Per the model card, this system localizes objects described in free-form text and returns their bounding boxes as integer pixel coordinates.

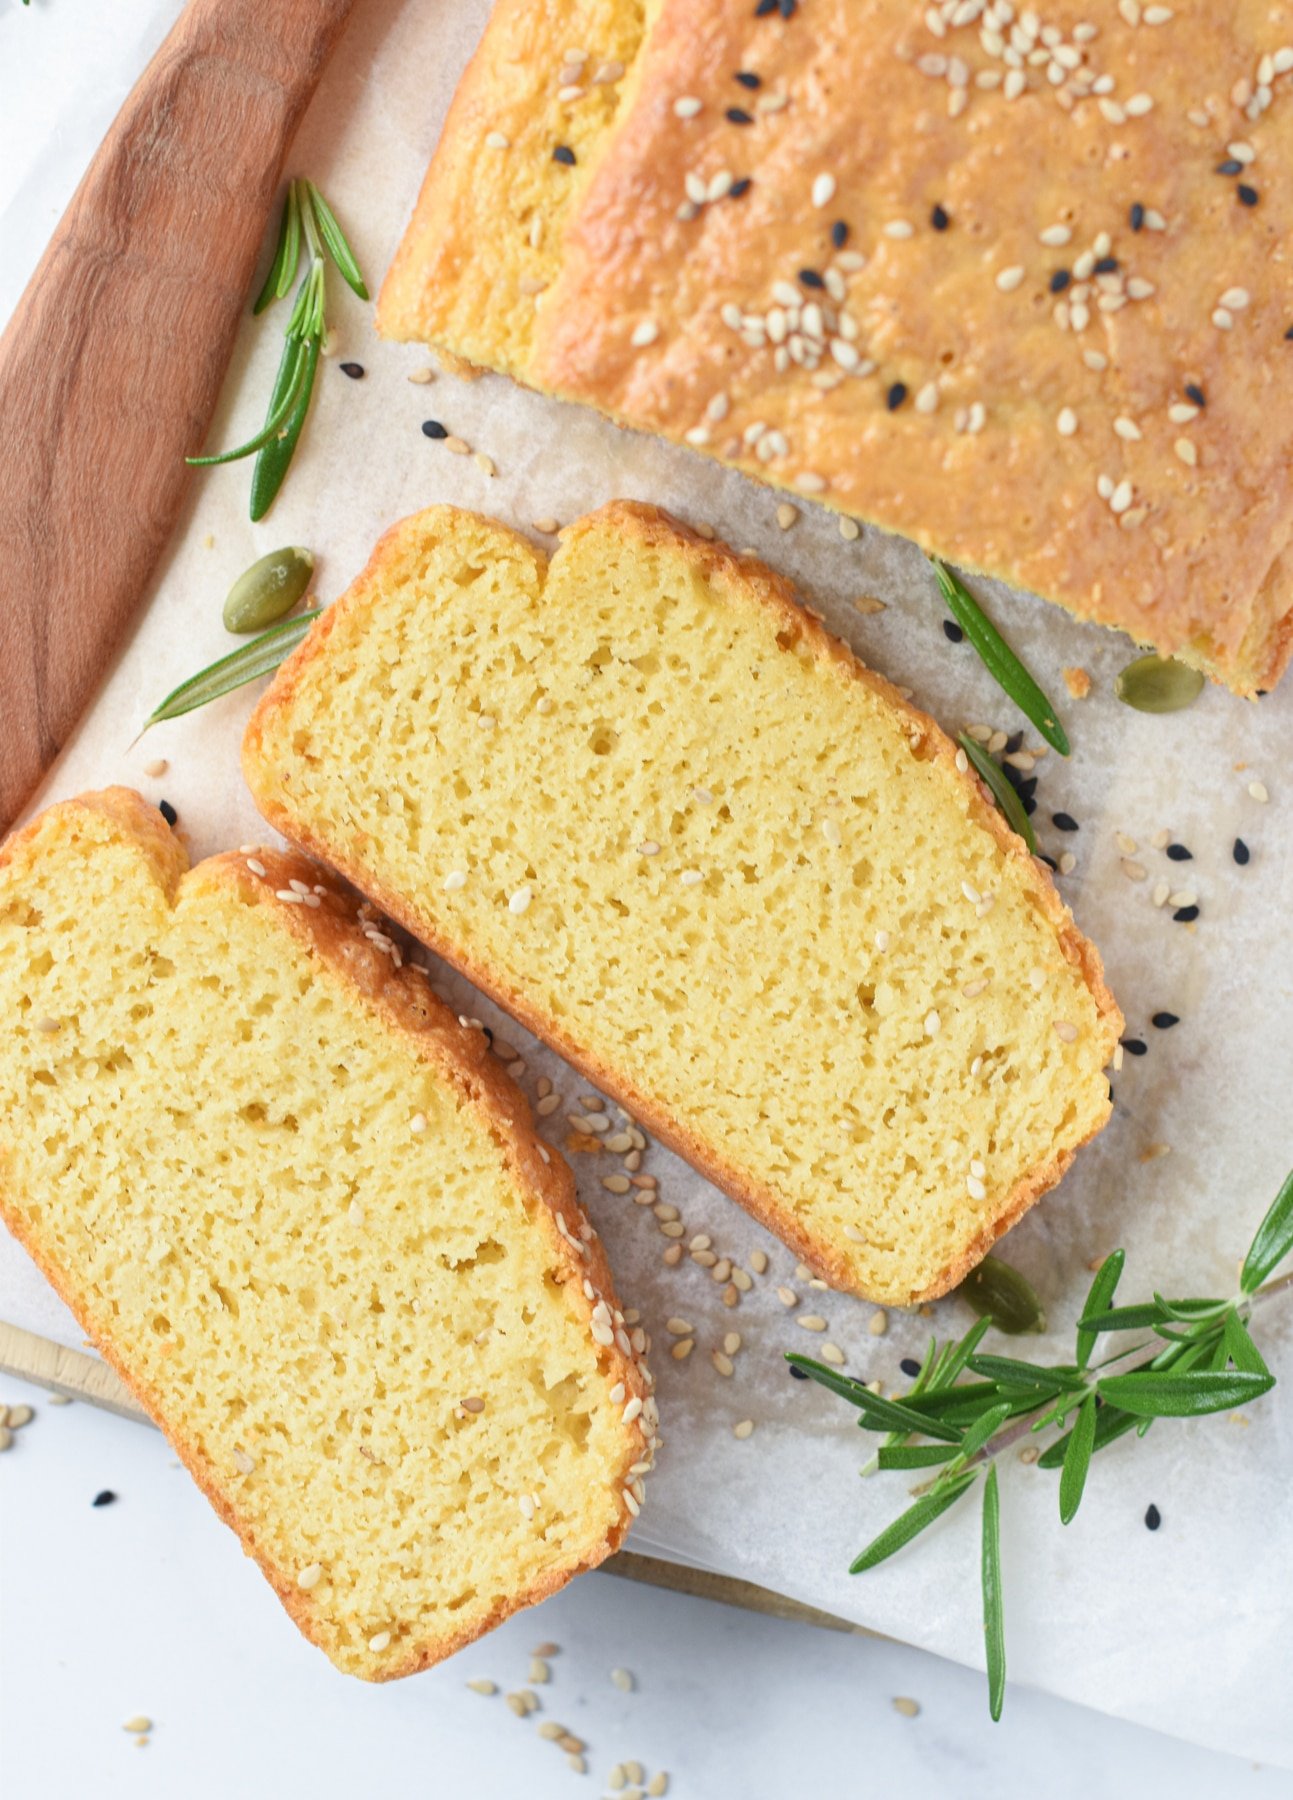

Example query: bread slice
[244,502,1121,1304]
[0,789,654,1679]
[376,0,1293,696]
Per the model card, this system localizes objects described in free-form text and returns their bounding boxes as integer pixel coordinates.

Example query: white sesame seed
[1053,1019,1079,1043]
[1057,407,1077,437]
[812,173,837,208]
[410,1113,427,1135]
[1109,479,1134,515]
[883,220,915,239]
[680,868,703,887]
[673,96,702,118]
[995,265,1026,292]
[1248,780,1270,803]
[1125,92,1154,115]
[1039,224,1071,247]
[631,320,659,347]
[297,1563,323,1590]
[1219,287,1251,311]
[1212,308,1234,331]
[485,130,510,150]
[1174,438,1198,467]
[966,1174,987,1201]
[508,885,533,915]
[1114,416,1142,441]
[368,1631,392,1653]
[924,1009,941,1037]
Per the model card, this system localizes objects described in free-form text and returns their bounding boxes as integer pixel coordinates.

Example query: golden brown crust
[245,501,1122,1305]
[0,789,650,1681]
[379,0,1293,695]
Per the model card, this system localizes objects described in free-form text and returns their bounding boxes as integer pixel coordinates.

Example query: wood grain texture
[0,0,357,835]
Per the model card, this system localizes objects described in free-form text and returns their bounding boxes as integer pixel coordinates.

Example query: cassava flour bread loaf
[244,502,1122,1305]
[0,790,654,1679]
[377,0,1293,696]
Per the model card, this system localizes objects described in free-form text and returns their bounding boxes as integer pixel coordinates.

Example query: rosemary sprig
[188,179,367,520]
[141,610,320,730]
[933,560,1070,756]
[957,731,1036,854]
[788,1166,1293,1720]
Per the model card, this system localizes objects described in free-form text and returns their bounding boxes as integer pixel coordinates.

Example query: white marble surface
[1,1375,1285,1800]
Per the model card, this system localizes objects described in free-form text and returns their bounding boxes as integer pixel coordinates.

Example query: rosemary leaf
[253,183,302,316]
[1058,1391,1097,1524]
[1223,1309,1269,1377]
[306,180,370,300]
[786,1355,965,1441]
[968,1354,1079,1394]
[981,1464,1006,1722]
[142,610,320,730]
[933,559,1069,755]
[1076,1301,1169,1334]
[957,733,1037,853]
[1241,1167,1293,1293]
[1096,1367,1275,1418]
[1075,1251,1125,1371]
[1037,1397,1140,1471]
[185,340,309,466]
[876,1443,961,1471]
[849,1469,978,1574]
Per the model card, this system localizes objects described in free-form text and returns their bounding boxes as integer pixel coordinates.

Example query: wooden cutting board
[0,0,357,836]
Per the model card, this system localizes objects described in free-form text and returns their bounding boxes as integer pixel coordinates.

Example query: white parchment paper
[2,0,1291,1763]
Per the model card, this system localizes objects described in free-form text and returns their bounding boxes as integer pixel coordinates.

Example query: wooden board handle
[0,0,357,835]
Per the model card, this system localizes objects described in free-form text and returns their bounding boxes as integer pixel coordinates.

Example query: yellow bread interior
[0,791,650,1680]
[245,503,1121,1304]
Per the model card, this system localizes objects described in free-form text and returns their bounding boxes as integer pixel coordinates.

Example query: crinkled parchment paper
[2,0,1290,1763]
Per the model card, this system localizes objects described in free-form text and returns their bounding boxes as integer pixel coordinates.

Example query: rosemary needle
[933,560,1070,756]
[141,610,320,730]
[958,732,1037,854]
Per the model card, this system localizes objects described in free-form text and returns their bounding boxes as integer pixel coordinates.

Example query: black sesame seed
[1238,184,1259,207]
[339,362,364,380]
[1129,202,1145,231]
[1049,269,1072,293]
[92,1489,117,1507]
[886,381,908,411]
[1145,1503,1162,1531]
[789,1363,809,1379]
[1233,837,1251,865]
[831,220,849,248]
[1173,904,1200,923]
[1004,730,1024,755]
[1093,255,1118,275]
[1052,812,1080,833]
[1038,853,1058,872]
[1120,1037,1148,1057]
[1165,843,1192,861]
[943,620,964,643]
[1216,159,1244,175]
[730,177,753,198]
[1286,325,1293,341]
[1022,797,1037,817]
[552,144,576,166]
[756,0,777,12]
[900,1357,922,1377]
[799,268,826,289]
[726,106,754,125]
[421,419,448,439]
[1185,382,1206,407]
[158,800,177,827]
[779,0,797,17]
[735,69,762,88]
[1152,1011,1180,1030]
[931,203,950,231]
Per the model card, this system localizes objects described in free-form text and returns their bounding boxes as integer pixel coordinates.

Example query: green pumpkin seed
[958,1256,1046,1335]
[223,546,314,634]
[1114,654,1205,714]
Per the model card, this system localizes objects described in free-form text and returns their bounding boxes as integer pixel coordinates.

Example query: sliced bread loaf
[0,789,654,1679]
[244,503,1122,1305]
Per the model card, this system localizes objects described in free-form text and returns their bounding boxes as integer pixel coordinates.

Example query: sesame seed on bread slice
[244,501,1122,1305]
[0,789,654,1678]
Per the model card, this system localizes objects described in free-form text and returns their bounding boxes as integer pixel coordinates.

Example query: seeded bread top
[378,0,1293,694]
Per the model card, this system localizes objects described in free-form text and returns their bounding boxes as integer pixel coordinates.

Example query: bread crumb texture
[0,791,650,1679]
[245,502,1121,1305]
